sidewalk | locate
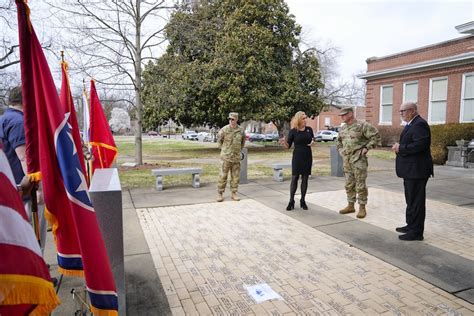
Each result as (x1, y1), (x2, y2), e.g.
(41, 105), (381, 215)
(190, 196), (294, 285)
(47, 160), (474, 315)
(127, 162), (473, 315)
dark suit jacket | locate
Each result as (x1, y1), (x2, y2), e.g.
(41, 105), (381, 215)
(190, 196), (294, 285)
(395, 115), (434, 179)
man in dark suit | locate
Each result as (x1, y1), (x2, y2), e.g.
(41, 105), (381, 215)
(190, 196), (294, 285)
(392, 102), (433, 241)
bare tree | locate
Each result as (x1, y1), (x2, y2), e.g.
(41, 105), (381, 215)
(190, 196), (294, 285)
(300, 36), (365, 108)
(1, 1), (55, 109)
(0, 1), (19, 106)
(47, 0), (176, 165)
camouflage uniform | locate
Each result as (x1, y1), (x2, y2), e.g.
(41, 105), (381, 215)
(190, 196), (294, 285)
(217, 124), (245, 193)
(337, 120), (380, 205)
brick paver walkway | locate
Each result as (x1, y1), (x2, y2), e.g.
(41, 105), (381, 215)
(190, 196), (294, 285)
(304, 188), (474, 261)
(137, 199), (473, 315)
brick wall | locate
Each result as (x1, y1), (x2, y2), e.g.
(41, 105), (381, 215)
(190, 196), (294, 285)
(367, 36), (474, 72)
(365, 64), (473, 126)
(364, 34), (474, 127)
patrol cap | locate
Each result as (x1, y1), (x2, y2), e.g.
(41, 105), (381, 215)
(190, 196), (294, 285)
(8, 86), (22, 105)
(228, 112), (239, 121)
(338, 106), (353, 116)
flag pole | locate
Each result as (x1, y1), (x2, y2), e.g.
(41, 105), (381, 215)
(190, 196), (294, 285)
(82, 79), (92, 183)
(30, 186), (41, 246)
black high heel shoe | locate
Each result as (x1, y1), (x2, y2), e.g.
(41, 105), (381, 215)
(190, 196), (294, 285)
(300, 199), (308, 210)
(286, 200), (295, 211)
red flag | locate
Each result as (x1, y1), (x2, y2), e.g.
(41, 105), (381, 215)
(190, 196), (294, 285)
(60, 61), (89, 186)
(16, 1), (118, 314)
(89, 80), (117, 174)
(0, 145), (60, 315)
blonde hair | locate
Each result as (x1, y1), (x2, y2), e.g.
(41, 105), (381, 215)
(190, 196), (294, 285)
(291, 111), (306, 130)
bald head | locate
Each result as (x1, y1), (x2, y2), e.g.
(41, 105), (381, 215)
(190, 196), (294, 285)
(401, 102), (417, 112)
(399, 102), (418, 122)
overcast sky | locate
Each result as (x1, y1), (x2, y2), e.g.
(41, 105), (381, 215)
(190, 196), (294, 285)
(286, 0), (473, 82)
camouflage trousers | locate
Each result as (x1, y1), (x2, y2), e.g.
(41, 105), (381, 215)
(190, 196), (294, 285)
(217, 160), (240, 193)
(343, 154), (368, 205)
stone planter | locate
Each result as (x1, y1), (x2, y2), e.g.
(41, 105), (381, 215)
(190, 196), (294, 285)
(455, 140), (470, 147)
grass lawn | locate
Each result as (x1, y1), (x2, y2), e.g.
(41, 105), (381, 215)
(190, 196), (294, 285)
(115, 137), (392, 188)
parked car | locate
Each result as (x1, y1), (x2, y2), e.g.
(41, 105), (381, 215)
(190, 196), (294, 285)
(248, 133), (265, 142)
(182, 130), (198, 140)
(314, 130), (338, 142)
(203, 133), (216, 142)
(264, 132), (279, 142)
(147, 131), (159, 136)
(197, 131), (209, 141)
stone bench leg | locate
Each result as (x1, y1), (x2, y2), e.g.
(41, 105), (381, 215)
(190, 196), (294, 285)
(192, 173), (200, 188)
(273, 169), (283, 182)
(155, 175), (163, 191)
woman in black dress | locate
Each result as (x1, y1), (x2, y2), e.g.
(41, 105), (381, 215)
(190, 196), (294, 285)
(280, 111), (313, 211)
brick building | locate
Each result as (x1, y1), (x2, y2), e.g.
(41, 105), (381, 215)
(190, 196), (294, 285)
(359, 22), (474, 127)
(306, 104), (366, 132)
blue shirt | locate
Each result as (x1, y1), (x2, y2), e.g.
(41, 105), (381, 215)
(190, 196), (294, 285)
(0, 107), (25, 184)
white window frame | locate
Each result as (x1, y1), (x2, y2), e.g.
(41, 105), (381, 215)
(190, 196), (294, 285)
(403, 80), (418, 103)
(460, 72), (474, 123)
(428, 77), (448, 124)
(379, 85), (393, 125)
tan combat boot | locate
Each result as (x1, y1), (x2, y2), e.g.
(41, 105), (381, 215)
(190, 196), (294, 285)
(339, 202), (355, 214)
(357, 204), (366, 218)
(216, 193), (224, 202)
(231, 192), (240, 201)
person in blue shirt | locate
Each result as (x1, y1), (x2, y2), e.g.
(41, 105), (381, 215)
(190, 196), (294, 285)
(0, 86), (27, 185)
(0, 86), (48, 256)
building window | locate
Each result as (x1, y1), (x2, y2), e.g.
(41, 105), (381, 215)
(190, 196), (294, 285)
(324, 117), (331, 126)
(461, 73), (474, 122)
(380, 85), (393, 124)
(403, 81), (418, 103)
(429, 78), (447, 124)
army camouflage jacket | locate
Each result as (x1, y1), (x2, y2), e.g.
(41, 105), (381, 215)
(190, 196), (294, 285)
(337, 120), (381, 157)
(217, 124), (245, 162)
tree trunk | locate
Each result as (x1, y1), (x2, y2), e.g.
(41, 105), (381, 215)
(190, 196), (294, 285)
(276, 120), (291, 138)
(134, 0), (143, 165)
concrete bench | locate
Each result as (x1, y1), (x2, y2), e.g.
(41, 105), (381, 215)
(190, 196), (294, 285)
(151, 168), (202, 191)
(271, 162), (291, 182)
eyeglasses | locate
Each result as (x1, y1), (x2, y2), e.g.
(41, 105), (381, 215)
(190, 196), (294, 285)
(399, 109), (412, 114)
(229, 118), (235, 121)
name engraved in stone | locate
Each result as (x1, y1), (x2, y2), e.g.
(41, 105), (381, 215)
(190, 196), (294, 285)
(219, 280), (232, 291)
(280, 292), (296, 304)
(434, 303), (462, 316)
(351, 281), (369, 293)
(198, 284), (212, 296)
(353, 266), (369, 276)
(211, 305), (226, 316)
(383, 287), (401, 300)
(240, 293), (255, 305)
(335, 285), (367, 309)
(297, 287), (314, 300)
(328, 300), (346, 315)
(189, 267), (200, 277)
(218, 296), (234, 310)
(311, 297), (333, 312)
(382, 302), (402, 316)
(313, 262), (330, 271)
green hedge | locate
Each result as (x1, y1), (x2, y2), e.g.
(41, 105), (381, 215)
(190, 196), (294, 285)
(431, 123), (474, 165)
(377, 126), (403, 147)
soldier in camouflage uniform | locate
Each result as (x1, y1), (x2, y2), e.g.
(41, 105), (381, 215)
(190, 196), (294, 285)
(336, 106), (381, 218)
(216, 112), (246, 202)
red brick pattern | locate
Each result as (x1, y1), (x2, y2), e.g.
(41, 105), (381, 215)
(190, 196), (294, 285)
(364, 36), (474, 126)
(367, 36), (474, 72)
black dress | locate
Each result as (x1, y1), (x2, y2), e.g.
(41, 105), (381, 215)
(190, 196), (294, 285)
(287, 127), (313, 175)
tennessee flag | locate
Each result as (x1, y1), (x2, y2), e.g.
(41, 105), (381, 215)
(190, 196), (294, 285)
(60, 61), (89, 186)
(0, 145), (60, 316)
(89, 80), (117, 174)
(16, 1), (118, 314)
